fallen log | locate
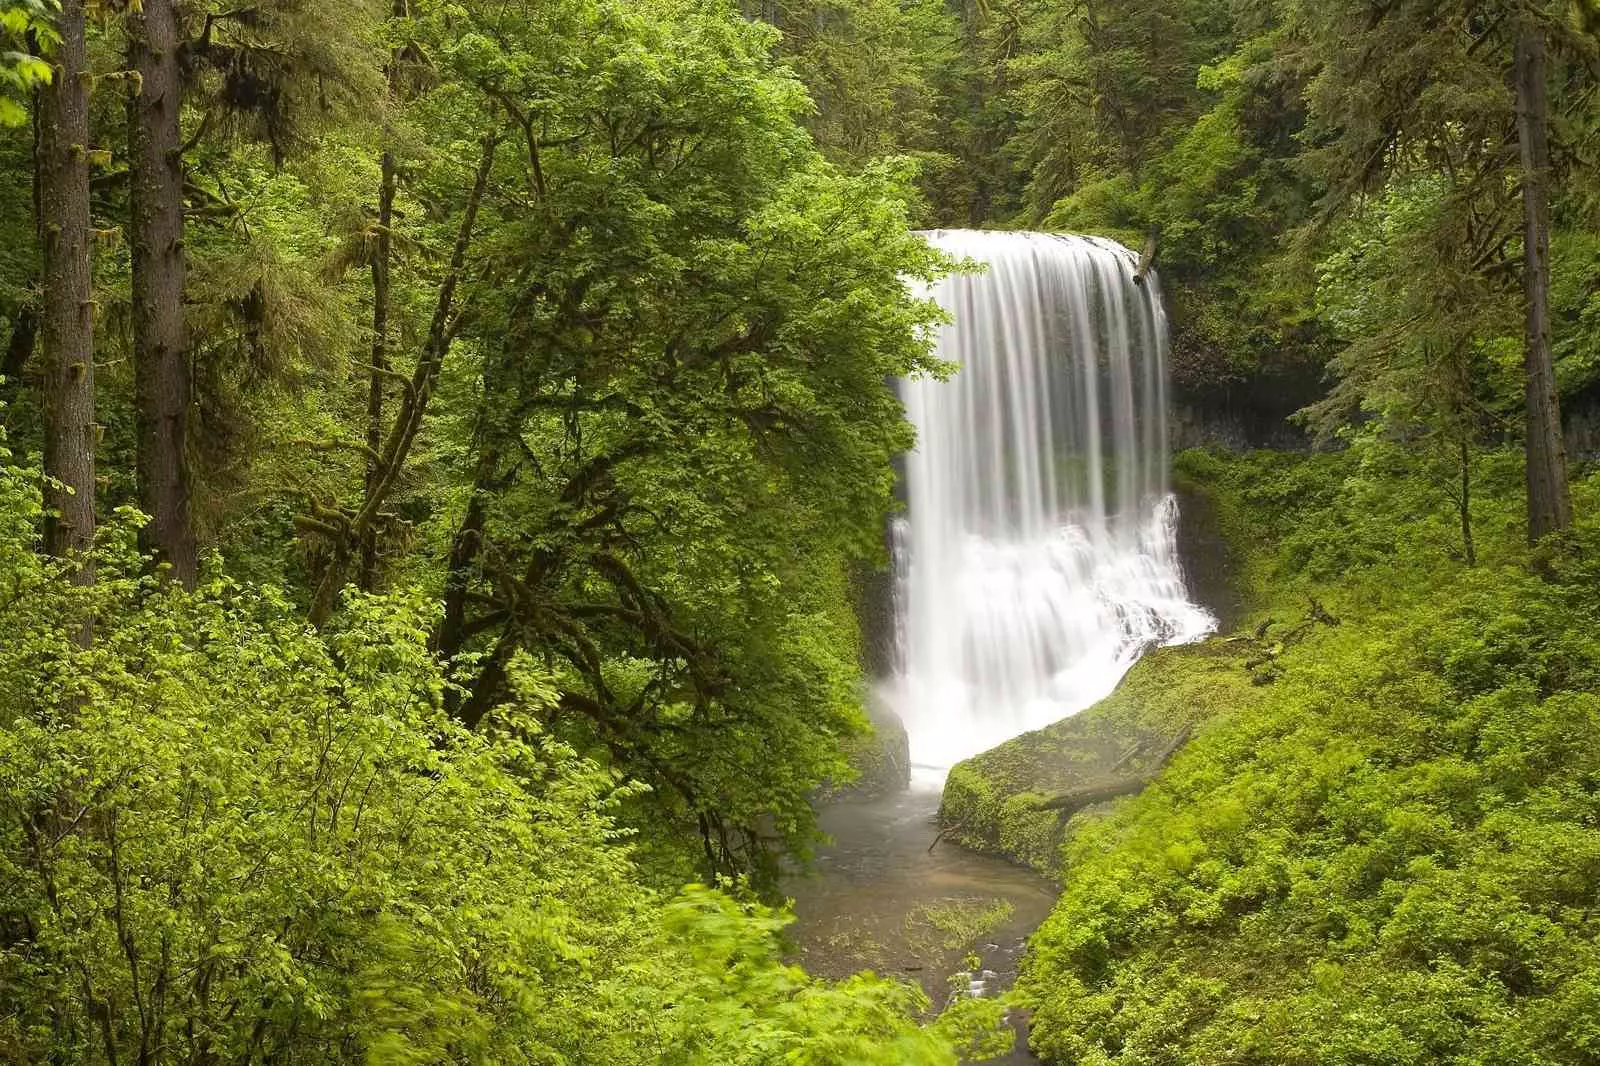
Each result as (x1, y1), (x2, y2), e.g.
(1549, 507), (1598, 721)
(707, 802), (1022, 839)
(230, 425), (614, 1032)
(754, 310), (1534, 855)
(1109, 736), (1150, 774)
(1030, 723), (1193, 816)
(1034, 776), (1154, 813)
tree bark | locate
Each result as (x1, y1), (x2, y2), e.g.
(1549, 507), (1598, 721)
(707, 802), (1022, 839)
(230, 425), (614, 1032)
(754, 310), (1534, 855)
(436, 444), (499, 665)
(39, 0), (96, 597)
(1513, 21), (1572, 543)
(129, 0), (198, 587)
(359, 0), (410, 591)
(359, 146), (396, 591)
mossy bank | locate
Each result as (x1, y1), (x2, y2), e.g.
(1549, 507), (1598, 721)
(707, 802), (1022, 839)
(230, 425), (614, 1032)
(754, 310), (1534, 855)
(939, 641), (1262, 878)
(960, 446), (1600, 1065)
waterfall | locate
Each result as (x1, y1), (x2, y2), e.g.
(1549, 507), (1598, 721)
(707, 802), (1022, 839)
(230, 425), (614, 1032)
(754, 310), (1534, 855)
(889, 230), (1214, 771)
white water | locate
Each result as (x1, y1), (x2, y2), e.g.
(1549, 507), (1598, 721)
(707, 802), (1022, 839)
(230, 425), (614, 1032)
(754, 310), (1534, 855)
(889, 230), (1214, 771)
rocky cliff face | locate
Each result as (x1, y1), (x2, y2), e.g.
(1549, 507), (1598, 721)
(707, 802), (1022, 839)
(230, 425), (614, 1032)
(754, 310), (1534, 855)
(1168, 360), (1321, 453)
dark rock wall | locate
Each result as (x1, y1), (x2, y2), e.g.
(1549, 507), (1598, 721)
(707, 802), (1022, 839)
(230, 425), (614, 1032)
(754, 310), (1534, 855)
(1565, 384), (1600, 462)
(1173, 480), (1244, 632)
(850, 557), (898, 680)
(1168, 362), (1321, 453)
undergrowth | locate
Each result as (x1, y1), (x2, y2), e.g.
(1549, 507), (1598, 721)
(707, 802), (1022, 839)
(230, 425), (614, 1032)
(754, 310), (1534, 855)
(1021, 445), (1600, 1065)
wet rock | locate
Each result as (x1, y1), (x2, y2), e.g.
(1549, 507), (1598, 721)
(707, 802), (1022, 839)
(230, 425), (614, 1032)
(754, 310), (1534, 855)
(817, 698), (911, 801)
(1173, 474), (1244, 632)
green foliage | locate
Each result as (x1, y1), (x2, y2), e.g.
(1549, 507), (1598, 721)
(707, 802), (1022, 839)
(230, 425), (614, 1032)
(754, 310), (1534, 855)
(1021, 448), (1600, 1065)
(0, 0), (1015, 1050)
(908, 897), (1015, 954)
(1551, 228), (1600, 395)
(0, 460), (992, 1064)
(743, 0), (959, 172)
(1309, 176), (1521, 442)
(6, 0), (1599, 1060)
(1007, 0), (1328, 388)
(0, 0), (54, 127)
(0, 0), (957, 885)
(318, 0), (961, 881)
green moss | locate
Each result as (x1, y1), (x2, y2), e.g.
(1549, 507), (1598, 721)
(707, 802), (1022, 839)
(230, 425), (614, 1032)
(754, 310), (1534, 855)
(940, 640), (1261, 878)
(1008, 447), (1600, 1065)
(907, 897), (1017, 954)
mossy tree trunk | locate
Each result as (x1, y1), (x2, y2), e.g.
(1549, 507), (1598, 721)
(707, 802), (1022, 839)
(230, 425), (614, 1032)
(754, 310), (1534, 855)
(1514, 19), (1572, 543)
(129, 0), (198, 587)
(40, 0), (96, 605)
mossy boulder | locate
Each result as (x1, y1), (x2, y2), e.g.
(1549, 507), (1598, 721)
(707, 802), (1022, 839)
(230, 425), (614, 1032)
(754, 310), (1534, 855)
(939, 640), (1258, 878)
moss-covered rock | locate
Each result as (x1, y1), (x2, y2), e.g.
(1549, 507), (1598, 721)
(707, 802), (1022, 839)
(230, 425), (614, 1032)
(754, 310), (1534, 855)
(939, 639), (1260, 878)
(936, 457), (1266, 878)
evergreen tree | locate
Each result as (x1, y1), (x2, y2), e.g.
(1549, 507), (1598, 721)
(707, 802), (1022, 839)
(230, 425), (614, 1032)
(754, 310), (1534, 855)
(127, 0), (196, 585)
(37, 0), (94, 591)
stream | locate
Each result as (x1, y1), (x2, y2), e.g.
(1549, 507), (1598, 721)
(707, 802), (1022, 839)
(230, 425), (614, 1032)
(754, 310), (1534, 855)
(785, 778), (1056, 1063)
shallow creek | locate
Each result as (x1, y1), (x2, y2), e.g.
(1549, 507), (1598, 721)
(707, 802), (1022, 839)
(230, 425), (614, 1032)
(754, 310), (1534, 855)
(784, 780), (1057, 1063)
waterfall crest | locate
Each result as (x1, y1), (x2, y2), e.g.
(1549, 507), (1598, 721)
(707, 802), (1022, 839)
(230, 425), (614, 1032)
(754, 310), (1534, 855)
(890, 230), (1213, 771)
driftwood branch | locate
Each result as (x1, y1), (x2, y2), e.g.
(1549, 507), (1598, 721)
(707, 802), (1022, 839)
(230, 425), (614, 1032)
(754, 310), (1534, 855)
(1133, 225), (1160, 285)
(927, 818), (968, 854)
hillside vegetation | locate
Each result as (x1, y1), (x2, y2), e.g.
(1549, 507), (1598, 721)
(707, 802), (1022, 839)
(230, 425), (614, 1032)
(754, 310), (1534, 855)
(1019, 446), (1600, 1064)
(2, 0), (1597, 1061)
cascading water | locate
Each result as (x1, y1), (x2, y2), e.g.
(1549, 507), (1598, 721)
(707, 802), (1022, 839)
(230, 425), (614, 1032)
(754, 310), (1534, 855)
(889, 230), (1214, 772)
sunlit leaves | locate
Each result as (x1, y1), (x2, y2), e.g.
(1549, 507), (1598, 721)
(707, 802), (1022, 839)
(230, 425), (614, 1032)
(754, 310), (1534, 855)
(0, 482), (991, 1063)
(1022, 450), (1600, 1065)
(0, 0), (56, 126)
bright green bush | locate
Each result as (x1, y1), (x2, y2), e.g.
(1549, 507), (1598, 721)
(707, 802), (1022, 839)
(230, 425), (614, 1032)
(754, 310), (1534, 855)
(1022, 449), (1600, 1065)
(0, 448), (998, 1065)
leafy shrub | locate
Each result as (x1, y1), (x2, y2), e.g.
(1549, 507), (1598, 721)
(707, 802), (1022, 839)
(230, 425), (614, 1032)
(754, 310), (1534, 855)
(1022, 449), (1600, 1065)
(0, 451), (998, 1065)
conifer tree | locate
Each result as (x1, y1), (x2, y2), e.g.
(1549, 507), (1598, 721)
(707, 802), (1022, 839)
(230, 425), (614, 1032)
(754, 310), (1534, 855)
(127, 0), (196, 584)
(38, 0), (95, 594)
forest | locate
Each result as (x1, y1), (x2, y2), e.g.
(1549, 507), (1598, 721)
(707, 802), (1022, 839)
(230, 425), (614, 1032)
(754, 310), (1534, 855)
(0, 0), (1597, 1063)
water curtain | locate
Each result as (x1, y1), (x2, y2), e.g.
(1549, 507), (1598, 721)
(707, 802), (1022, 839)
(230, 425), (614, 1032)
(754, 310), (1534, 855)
(891, 230), (1213, 769)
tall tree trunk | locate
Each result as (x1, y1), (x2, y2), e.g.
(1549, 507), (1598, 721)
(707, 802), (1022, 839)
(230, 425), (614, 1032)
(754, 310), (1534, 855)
(359, 0), (409, 590)
(306, 135), (496, 628)
(1513, 21), (1572, 543)
(359, 147), (396, 590)
(129, 0), (198, 587)
(39, 0), (96, 598)
(437, 442), (503, 665)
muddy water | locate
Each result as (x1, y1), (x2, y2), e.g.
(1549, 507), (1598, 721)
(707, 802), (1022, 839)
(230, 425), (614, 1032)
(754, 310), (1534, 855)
(785, 781), (1057, 1063)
